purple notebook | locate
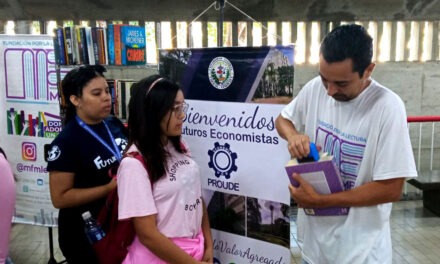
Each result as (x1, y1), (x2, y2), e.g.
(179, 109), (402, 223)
(285, 154), (349, 216)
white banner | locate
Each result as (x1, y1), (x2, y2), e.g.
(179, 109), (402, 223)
(0, 35), (60, 226)
(183, 100), (291, 264)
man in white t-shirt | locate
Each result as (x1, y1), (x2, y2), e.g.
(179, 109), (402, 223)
(276, 24), (417, 264)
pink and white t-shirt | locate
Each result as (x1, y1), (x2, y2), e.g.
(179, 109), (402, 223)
(117, 142), (204, 262)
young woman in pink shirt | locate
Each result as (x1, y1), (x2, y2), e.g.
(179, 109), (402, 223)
(117, 75), (213, 263)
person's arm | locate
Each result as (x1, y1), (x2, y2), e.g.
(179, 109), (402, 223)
(49, 171), (116, 208)
(275, 114), (310, 159)
(201, 200), (213, 263)
(133, 215), (210, 264)
(289, 173), (404, 208)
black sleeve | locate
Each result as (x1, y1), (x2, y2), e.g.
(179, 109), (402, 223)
(46, 132), (78, 172)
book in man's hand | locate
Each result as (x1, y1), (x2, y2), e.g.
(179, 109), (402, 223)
(285, 152), (349, 216)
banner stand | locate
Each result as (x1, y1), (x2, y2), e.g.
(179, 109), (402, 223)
(44, 146), (66, 264)
(47, 227), (66, 264)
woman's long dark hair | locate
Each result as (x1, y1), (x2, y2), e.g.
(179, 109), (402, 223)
(60, 64), (107, 125)
(127, 75), (185, 183)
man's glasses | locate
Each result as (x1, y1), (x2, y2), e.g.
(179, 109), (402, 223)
(172, 102), (188, 115)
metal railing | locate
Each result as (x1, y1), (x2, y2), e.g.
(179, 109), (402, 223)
(408, 115), (440, 170)
(405, 115), (440, 197)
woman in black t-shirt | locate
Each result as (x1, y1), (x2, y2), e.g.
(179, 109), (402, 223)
(47, 65), (127, 264)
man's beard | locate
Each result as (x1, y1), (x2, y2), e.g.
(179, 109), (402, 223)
(332, 94), (352, 102)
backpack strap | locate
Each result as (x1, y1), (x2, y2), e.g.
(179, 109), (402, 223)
(124, 151), (145, 166)
(123, 151), (153, 188)
(180, 141), (190, 156)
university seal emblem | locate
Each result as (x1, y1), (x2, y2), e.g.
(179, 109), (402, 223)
(208, 56), (234, 90)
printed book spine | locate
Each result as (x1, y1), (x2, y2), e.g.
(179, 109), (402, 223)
(120, 26), (128, 65)
(64, 26), (74, 65)
(118, 80), (127, 119)
(107, 80), (116, 116)
(101, 27), (108, 65)
(55, 27), (66, 65)
(71, 26), (80, 64)
(52, 33), (62, 65)
(107, 24), (115, 65)
(114, 24), (123, 65)
(85, 27), (95, 65)
(79, 27), (89, 64)
(125, 81), (136, 113)
(91, 27), (100, 64)
(96, 28), (106, 64)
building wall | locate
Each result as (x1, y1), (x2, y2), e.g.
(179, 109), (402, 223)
(296, 62), (440, 172)
(295, 61), (440, 117)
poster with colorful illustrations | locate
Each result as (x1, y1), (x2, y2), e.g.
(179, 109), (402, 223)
(0, 35), (61, 226)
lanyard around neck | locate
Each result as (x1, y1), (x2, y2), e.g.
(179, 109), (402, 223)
(75, 116), (122, 161)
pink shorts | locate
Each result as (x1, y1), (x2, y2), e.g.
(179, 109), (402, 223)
(122, 231), (205, 264)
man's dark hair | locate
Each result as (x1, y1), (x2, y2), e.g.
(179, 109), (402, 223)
(320, 24), (373, 77)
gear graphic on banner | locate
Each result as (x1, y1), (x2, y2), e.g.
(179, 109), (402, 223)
(208, 142), (238, 179)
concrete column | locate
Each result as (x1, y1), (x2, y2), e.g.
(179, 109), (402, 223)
(305, 22), (312, 63)
(291, 21), (297, 44)
(321, 21), (331, 42)
(217, 21), (222, 47)
(232, 21), (238, 46)
(390, 22), (398, 61)
(418, 22), (424, 61)
(247, 21), (253, 46)
(15, 20), (31, 34)
(170, 20), (177, 48)
(356, 21), (366, 29)
(187, 22), (192, 48)
(202, 21), (208, 48)
(276, 21), (282, 45)
(332, 21), (341, 29)
(0, 21), (5, 34)
(404, 21), (411, 61)
(376, 21), (384, 61)
(155, 22), (162, 49)
(39, 20), (46, 34)
(432, 22), (439, 61)
(262, 21), (268, 46)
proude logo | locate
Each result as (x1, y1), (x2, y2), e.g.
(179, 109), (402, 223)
(208, 142), (238, 179)
(22, 142), (37, 161)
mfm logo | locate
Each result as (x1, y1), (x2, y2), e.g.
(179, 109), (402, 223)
(22, 142), (37, 161)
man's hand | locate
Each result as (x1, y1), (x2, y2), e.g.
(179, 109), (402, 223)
(287, 134), (311, 159)
(288, 173), (322, 208)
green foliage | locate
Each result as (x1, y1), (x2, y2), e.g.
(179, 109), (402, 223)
(210, 68), (219, 84)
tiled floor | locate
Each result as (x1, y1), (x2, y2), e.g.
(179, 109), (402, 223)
(289, 200), (440, 264)
(7, 200), (440, 264)
(390, 200), (440, 264)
